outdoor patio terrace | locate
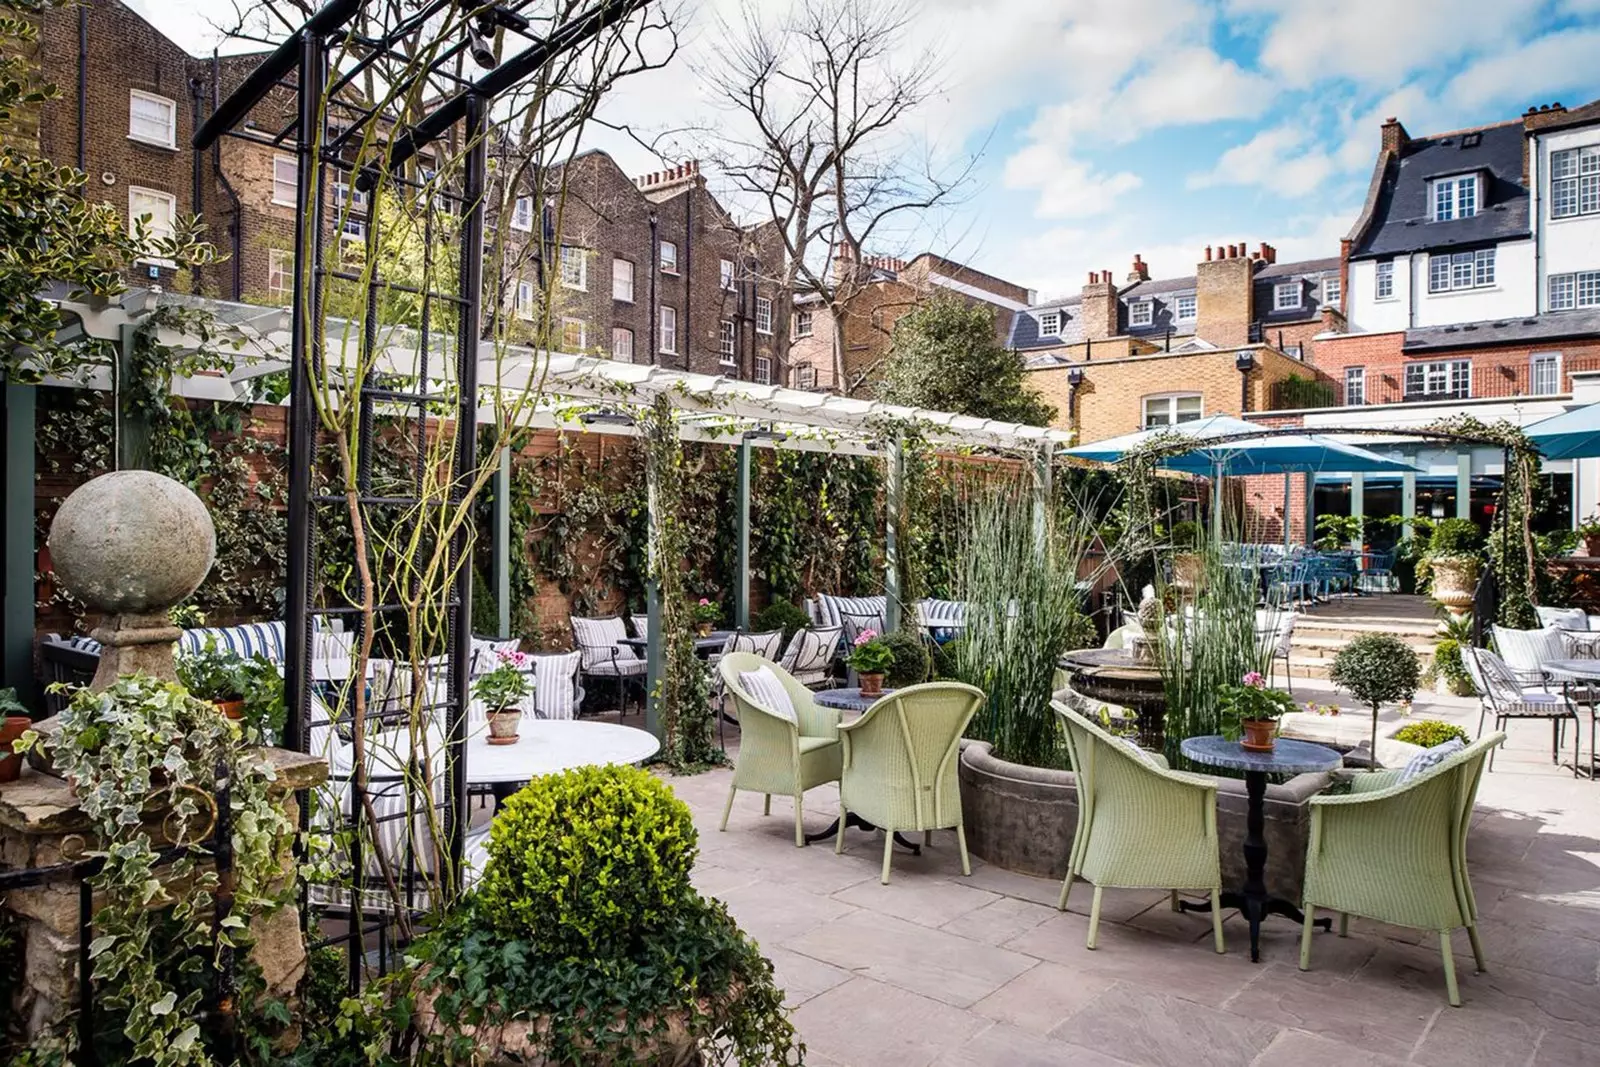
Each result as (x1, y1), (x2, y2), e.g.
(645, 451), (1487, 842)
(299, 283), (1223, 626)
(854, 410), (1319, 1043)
(650, 677), (1600, 1067)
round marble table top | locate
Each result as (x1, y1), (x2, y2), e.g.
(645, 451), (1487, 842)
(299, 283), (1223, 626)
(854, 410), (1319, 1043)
(813, 687), (895, 713)
(1179, 735), (1342, 775)
(1542, 658), (1600, 680)
(465, 720), (660, 783)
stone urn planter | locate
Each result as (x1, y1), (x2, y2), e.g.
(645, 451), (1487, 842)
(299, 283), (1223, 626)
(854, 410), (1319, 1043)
(1429, 556), (1479, 620)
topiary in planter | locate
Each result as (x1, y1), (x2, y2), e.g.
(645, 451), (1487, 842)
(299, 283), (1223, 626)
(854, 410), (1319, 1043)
(1392, 720), (1470, 748)
(751, 600), (810, 643)
(413, 764), (801, 1065)
(881, 628), (931, 688)
(1329, 633), (1420, 770)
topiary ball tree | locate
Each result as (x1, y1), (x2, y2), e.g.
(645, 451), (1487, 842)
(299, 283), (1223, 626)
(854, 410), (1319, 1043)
(478, 763), (698, 957)
(881, 628), (931, 688)
(1329, 633), (1421, 770)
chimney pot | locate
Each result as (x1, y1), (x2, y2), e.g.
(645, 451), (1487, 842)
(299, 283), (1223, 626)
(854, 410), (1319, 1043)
(1205, 245), (1213, 262)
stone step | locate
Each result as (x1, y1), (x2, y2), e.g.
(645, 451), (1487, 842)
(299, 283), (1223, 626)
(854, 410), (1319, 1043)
(1290, 633), (1440, 654)
(1292, 616), (1442, 637)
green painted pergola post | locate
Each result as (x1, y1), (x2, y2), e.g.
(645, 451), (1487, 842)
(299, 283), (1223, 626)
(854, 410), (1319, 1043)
(116, 323), (151, 471)
(491, 445), (511, 639)
(735, 438), (751, 629)
(883, 436), (903, 632)
(2, 381), (36, 711)
(1303, 472), (1316, 548)
(1401, 470), (1417, 542)
(1456, 454), (1472, 519)
(1350, 472), (1365, 557)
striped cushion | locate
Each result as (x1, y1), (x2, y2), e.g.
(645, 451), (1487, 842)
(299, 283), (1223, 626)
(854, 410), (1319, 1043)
(65, 634), (104, 655)
(630, 614), (651, 639)
(469, 637), (521, 677)
(917, 599), (966, 626)
(1492, 626), (1565, 679)
(571, 617), (639, 670)
(1536, 607), (1589, 631)
(180, 622), (286, 663)
(814, 594), (886, 631)
(531, 651), (582, 720)
(1400, 738), (1465, 783)
(740, 665), (796, 725)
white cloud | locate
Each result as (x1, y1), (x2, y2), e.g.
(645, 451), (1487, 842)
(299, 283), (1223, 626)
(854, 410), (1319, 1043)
(1187, 125), (1335, 196)
(1002, 144), (1142, 218)
(1443, 29), (1600, 111)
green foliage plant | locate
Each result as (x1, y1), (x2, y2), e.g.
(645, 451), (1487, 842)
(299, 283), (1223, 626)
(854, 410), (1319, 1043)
(1428, 518), (1483, 559)
(1426, 639), (1476, 697)
(1329, 633), (1421, 769)
(1217, 671), (1295, 740)
(1168, 520), (1203, 551)
(1392, 720), (1470, 747)
(690, 597), (722, 626)
(471, 648), (534, 710)
(880, 628), (931, 687)
(174, 637), (247, 702)
(417, 764), (801, 1064)
(1313, 514), (1364, 551)
(878, 293), (1056, 425)
(845, 628), (895, 675)
(752, 600), (810, 642)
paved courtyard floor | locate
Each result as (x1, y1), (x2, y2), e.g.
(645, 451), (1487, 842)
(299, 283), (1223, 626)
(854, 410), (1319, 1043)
(656, 675), (1600, 1067)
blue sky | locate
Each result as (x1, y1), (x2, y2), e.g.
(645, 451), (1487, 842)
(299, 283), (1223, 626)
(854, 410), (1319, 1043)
(135, 0), (1600, 303)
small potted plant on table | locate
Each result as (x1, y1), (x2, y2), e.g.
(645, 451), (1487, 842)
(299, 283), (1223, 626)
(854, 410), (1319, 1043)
(176, 637), (249, 720)
(1329, 632), (1421, 769)
(1219, 671), (1295, 752)
(690, 597), (721, 638)
(474, 649), (534, 745)
(1578, 514), (1600, 557)
(848, 628), (895, 697)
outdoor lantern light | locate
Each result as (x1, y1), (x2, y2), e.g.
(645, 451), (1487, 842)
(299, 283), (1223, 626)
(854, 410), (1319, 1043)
(467, 20), (497, 68)
(579, 408), (635, 427)
(1068, 368), (1085, 386)
(1234, 350), (1256, 372)
(742, 425), (788, 444)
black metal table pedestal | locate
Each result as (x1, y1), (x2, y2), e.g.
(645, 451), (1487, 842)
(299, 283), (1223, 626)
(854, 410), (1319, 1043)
(805, 812), (921, 854)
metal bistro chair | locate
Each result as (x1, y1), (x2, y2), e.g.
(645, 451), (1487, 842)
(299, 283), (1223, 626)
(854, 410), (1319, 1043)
(780, 626), (844, 690)
(571, 616), (647, 717)
(1464, 646), (1579, 774)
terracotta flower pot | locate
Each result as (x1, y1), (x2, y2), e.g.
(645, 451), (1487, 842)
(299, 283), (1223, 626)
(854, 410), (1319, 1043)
(1586, 535), (1600, 558)
(859, 673), (885, 697)
(696, 622), (713, 638)
(216, 699), (246, 721)
(0, 716), (30, 783)
(1240, 719), (1277, 753)
(487, 708), (522, 746)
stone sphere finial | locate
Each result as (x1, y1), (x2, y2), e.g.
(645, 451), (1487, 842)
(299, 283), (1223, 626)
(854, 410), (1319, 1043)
(48, 470), (216, 615)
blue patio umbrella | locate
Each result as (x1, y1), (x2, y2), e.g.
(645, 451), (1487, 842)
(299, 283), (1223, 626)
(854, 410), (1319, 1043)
(1524, 403), (1600, 460)
(1063, 415), (1421, 543)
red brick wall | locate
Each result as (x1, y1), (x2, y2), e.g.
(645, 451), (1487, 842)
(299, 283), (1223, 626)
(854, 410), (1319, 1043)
(1309, 332), (1600, 405)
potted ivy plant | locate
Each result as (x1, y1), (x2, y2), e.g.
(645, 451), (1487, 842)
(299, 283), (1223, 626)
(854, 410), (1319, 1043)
(1218, 671), (1294, 752)
(473, 648), (534, 745)
(1329, 633), (1421, 769)
(1577, 514), (1600, 557)
(847, 628), (895, 697)
(1425, 518), (1482, 621)
(690, 597), (721, 638)
(175, 637), (249, 720)
(0, 687), (31, 783)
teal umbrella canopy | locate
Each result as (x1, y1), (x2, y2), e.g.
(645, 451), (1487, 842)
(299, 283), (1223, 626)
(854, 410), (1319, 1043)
(1062, 415), (1420, 476)
(1525, 403), (1600, 460)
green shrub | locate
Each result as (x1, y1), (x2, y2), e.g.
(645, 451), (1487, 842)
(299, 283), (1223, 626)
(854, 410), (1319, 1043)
(1429, 518), (1482, 558)
(1169, 520), (1203, 551)
(881, 628), (931, 687)
(931, 636), (963, 680)
(1427, 638), (1476, 696)
(478, 764), (697, 957)
(752, 600), (810, 642)
(1393, 720), (1470, 747)
(1064, 609), (1098, 653)
(1330, 633), (1421, 767)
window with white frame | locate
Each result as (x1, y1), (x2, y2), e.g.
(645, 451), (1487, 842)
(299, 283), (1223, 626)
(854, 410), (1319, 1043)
(660, 306), (678, 353)
(796, 364), (817, 390)
(128, 90), (176, 147)
(1344, 366), (1365, 406)
(1431, 173), (1479, 221)
(514, 279), (535, 320)
(340, 216), (367, 243)
(612, 327), (634, 363)
(720, 258), (735, 290)
(271, 156), (297, 207)
(1531, 352), (1562, 396)
(560, 246), (587, 290)
(1321, 276), (1341, 307)
(718, 320), (736, 363)
(1038, 310), (1062, 335)
(1375, 260), (1395, 300)
(1273, 281), (1302, 310)
(660, 241), (678, 273)
(1549, 270), (1600, 310)
(794, 309), (814, 338)
(562, 318), (587, 351)
(612, 257), (634, 302)
(755, 297), (773, 334)
(754, 356), (772, 385)
(127, 186), (175, 262)
(1142, 393), (1202, 428)
(1128, 300), (1153, 327)
(1428, 249), (1495, 292)
(1174, 295), (1197, 322)
(511, 196), (533, 231)
(332, 182), (370, 212)
(1551, 145), (1600, 219)
(267, 248), (293, 304)
(1403, 359), (1471, 399)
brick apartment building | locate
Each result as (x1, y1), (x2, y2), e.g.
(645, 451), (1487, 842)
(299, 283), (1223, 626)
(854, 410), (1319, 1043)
(1019, 245), (1340, 444)
(788, 250), (1035, 395)
(29, 0), (789, 382)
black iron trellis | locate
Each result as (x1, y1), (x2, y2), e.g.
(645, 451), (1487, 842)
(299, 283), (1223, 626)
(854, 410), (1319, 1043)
(194, 0), (651, 989)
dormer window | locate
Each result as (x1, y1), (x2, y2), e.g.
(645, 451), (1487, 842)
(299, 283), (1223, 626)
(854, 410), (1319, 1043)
(1431, 173), (1479, 221)
(1273, 281), (1302, 311)
(1174, 295), (1197, 322)
(1038, 310), (1061, 336)
(1128, 300), (1153, 327)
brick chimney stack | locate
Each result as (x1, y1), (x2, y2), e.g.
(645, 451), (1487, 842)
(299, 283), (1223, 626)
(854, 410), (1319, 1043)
(1523, 103), (1571, 182)
(1194, 241), (1255, 347)
(1080, 271), (1121, 341)
(1128, 254), (1150, 283)
(1380, 116), (1409, 158)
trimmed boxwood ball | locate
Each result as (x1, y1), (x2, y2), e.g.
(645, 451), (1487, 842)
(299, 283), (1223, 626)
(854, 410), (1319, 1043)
(751, 599), (810, 642)
(881, 627), (931, 687)
(478, 763), (697, 956)
(1393, 720), (1470, 747)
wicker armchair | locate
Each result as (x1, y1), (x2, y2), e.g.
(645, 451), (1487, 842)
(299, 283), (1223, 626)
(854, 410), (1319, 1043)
(835, 682), (985, 884)
(718, 652), (842, 847)
(1299, 732), (1506, 1006)
(1053, 702), (1226, 953)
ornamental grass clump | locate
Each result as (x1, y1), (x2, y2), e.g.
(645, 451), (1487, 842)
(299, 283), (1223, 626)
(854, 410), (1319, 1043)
(416, 764), (801, 1065)
(1329, 633), (1421, 769)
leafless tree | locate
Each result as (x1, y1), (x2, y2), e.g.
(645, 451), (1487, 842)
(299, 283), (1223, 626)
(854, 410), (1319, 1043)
(698, 0), (974, 394)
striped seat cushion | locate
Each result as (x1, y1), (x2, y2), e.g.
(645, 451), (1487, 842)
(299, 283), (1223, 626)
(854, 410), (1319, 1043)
(917, 599), (966, 626)
(571, 617), (641, 672)
(814, 594), (886, 631)
(180, 621), (286, 663)
(64, 634), (104, 655)
(531, 651), (582, 720)
(1400, 738), (1465, 782)
(469, 636), (522, 677)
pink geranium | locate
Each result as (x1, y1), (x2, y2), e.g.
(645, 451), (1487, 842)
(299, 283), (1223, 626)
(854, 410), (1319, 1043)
(1241, 671), (1265, 688)
(853, 628), (878, 647)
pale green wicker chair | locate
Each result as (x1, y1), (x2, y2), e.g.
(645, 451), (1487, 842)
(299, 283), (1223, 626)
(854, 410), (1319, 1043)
(835, 682), (985, 884)
(1053, 701), (1226, 953)
(1299, 731), (1506, 1006)
(718, 652), (842, 847)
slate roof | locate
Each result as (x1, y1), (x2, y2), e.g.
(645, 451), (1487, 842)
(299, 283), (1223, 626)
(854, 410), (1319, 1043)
(1349, 120), (1530, 260)
(1402, 307), (1600, 353)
